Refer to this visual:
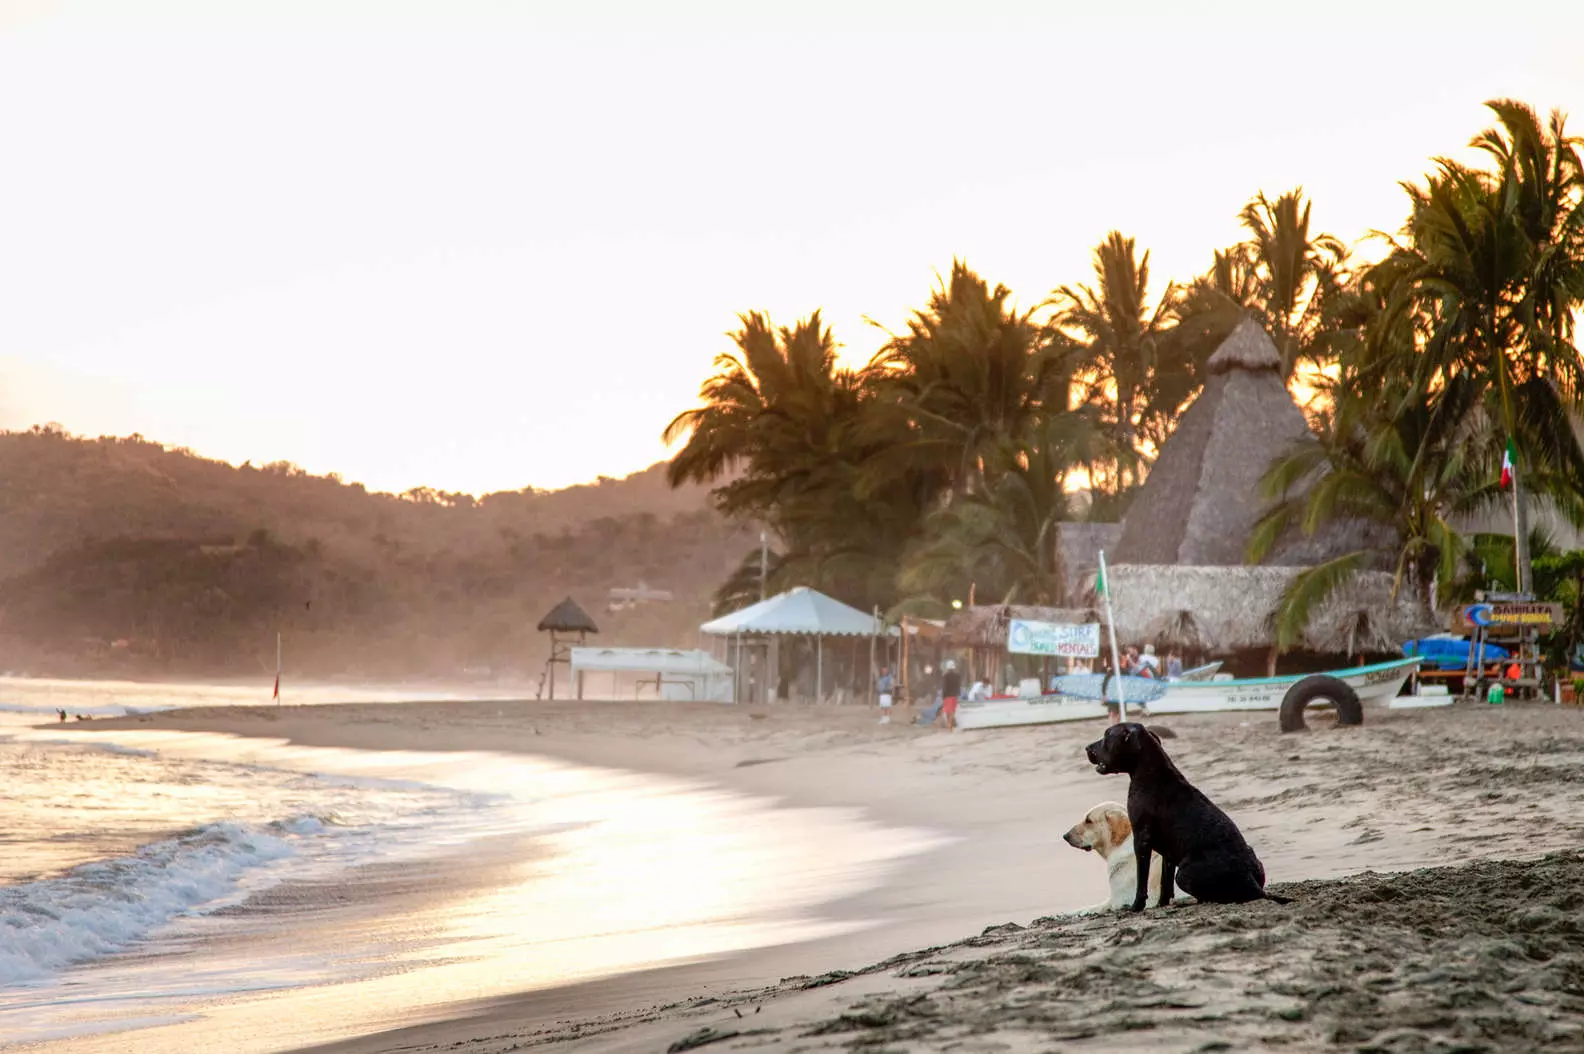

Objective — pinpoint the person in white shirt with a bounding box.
[1139,644,1161,675]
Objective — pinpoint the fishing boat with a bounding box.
[953,656,1426,730]
[1147,656,1423,714]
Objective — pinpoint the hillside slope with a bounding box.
[0,428,751,681]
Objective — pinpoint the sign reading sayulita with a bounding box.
[1460,602,1563,628]
[1007,619,1101,657]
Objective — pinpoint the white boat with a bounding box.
[1147,656,1423,714]
[954,657,1426,730]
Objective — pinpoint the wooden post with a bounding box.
[548,630,557,700]
[816,636,824,703]
[900,616,911,703]
[869,606,879,708]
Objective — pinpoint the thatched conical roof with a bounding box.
[537,596,599,634]
[1114,317,1374,566]
[1055,522,1122,604]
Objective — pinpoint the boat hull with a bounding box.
[954,657,1425,730]
[1149,658,1422,714]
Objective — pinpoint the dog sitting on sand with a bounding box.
[1063,801,1164,912]
[1086,722,1290,910]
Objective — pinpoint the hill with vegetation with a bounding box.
[0,426,755,682]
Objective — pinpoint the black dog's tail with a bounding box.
[1263,892,1294,905]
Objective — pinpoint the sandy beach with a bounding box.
[79,696,1584,1054]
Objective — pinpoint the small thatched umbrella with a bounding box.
[537,596,599,699]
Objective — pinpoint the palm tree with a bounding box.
[1249,373,1500,648]
[663,311,841,495]
[868,261,1066,499]
[1174,189,1348,381]
[664,311,924,613]
[1368,99,1584,590]
[1052,232,1180,496]
[897,412,1104,609]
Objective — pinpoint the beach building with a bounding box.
[1093,318,1434,673]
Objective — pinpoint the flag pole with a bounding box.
[1098,550,1126,723]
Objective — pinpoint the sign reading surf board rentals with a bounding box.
[1460,603,1563,628]
[1007,619,1101,657]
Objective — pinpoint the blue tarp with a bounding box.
[1402,637,1509,670]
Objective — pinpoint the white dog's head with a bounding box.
[1062,801,1132,859]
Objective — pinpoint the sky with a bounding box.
[3,0,1583,496]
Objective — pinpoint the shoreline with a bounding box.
[62,697,1584,1053]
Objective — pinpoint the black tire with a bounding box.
[1279,675,1362,733]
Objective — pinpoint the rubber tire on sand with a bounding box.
[1279,674,1363,733]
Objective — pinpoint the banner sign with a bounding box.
[1007,619,1100,657]
[1460,602,1562,628]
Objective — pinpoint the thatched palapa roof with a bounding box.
[537,596,600,634]
[1091,565,1436,656]
[1113,317,1381,567]
[942,604,1104,649]
[1055,522,1122,604]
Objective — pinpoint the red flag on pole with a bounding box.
[272,673,280,701]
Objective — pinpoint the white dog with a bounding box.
[1063,800,1165,912]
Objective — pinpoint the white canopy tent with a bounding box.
[700,587,886,703]
[569,647,734,702]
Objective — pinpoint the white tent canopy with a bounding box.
[701,587,890,704]
[700,586,881,637]
[569,647,733,702]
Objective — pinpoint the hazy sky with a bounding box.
[3,1,1582,495]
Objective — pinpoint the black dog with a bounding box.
[1086,722,1288,911]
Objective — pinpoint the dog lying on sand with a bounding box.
[1063,801,1164,912]
[1086,722,1290,911]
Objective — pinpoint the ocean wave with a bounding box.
[0,817,331,986]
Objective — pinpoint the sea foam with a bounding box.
[0,818,320,986]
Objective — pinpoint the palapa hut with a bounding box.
[1099,565,1436,662]
[537,596,599,699]
[942,603,1105,688]
[1100,318,1425,672]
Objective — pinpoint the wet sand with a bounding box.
[85,697,1584,1053]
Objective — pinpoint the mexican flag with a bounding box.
[1096,559,1108,598]
[1500,438,1516,490]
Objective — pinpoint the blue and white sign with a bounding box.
[1006,619,1100,658]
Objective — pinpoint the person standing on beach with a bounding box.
[939,659,962,731]
[876,666,896,724]
[1139,644,1160,676]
